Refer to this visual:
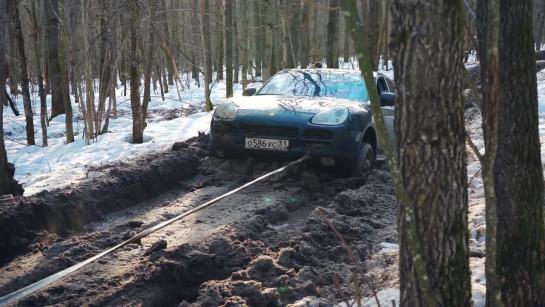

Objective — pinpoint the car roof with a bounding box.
[278,68,388,80]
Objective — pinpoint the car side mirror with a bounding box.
[242,88,257,96]
[379,92,396,107]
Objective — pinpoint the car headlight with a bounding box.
[310,107,349,125]
[214,102,238,120]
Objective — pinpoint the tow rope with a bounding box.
[0,154,310,306]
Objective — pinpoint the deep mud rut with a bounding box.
[0,136,398,307]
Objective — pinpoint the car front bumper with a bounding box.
[209,117,361,162]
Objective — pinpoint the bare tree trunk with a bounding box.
[254,0,263,77]
[0,0,23,196]
[225,0,234,97]
[475,1,504,305]
[299,0,310,67]
[343,1,437,305]
[216,2,224,81]
[10,0,35,145]
[200,0,213,110]
[391,0,472,304]
[343,24,350,63]
[130,0,143,144]
[28,0,48,146]
[142,0,156,126]
[83,0,95,141]
[58,0,74,143]
[191,0,200,83]
[161,0,174,86]
[491,0,545,304]
[326,0,340,68]
[367,0,380,69]
[97,0,112,135]
[240,0,249,87]
[45,0,65,118]
[233,4,239,84]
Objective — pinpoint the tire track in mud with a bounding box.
[0,137,398,306]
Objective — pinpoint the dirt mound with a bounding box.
[0,162,24,196]
[185,165,399,306]
[0,140,399,306]
[0,137,205,266]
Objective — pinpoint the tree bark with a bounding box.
[142,0,156,126]
[28,0,48,146]
[58,0,74,143]
[391,0,472,305]
[161,0,174,86]
[98,0,112,135]
[10,0,35,145]
[233,4,239,84]
[200,0,213,110]
[191,0,200,83]
[240,0,249,86]
[130,0,143,144]
[216,1,224,81]
[254,0,263,77]
[492,0,545,304]
[299,0,310,67]
[367,0,380,69]
[225,0,234,97]
[326,0,340,68]
[0,0,23,196]
[45,0,65,118]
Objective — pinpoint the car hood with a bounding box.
[227,95,369,114]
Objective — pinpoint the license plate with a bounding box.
[245,137,289,151]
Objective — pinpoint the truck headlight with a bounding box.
[310,107,349,125]
[214,102,238,120]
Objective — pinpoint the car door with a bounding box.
[376,76,396,145]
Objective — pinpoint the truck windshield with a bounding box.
[256,70,369,102]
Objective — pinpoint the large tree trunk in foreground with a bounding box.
[0,0,23,196]
[45,0,65,118]
[492,0,545,304]
[392,0,471,305]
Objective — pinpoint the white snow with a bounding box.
[3,61,385,196]
[3,76,257,195]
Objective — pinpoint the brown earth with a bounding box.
[0,135,398,306]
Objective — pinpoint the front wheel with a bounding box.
[350,143,375,179]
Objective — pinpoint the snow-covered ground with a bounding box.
[3,58,377,195]
[3,75,258,195]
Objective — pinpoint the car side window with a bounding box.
[376,77,389,95]
[386,78,396,93]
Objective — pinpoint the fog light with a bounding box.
[320,157,336,166]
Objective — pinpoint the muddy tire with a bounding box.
[350,143,374,179]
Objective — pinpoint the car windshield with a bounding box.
[256,70,369,102]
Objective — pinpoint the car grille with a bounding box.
[240,124,299,138]
[303,128,333,140]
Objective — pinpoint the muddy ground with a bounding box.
[0,135,398,306]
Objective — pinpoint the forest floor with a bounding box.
[0,135,399,306]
